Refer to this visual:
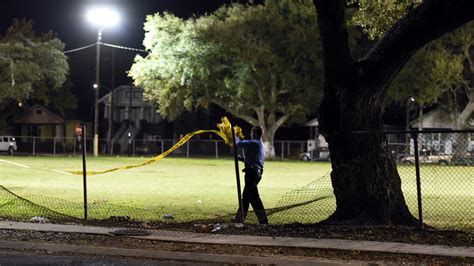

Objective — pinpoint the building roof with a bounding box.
[409,107,455,129]
[305,118,319,127]
[13,104,64,125]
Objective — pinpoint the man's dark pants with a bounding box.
[234,167,268,224]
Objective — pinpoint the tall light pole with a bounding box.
[406,97,415,131]
[94,30,102,157]
[86,6,119,157]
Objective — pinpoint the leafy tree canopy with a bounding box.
[351,1,472,128]
[0,19,74,115]
[130,0,323,156]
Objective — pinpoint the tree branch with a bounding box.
[269,113,291,134]
[366,0,474,94]
[313,0,354,86]
[238,114,258,126]
[255,106,266,128]
[313,0,352,138]
[211,99,258,126]
[457,101,474,129]
[10,59,15,87]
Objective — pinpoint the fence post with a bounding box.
[81,124,88,220]
[53,137,56,155]
[62,137,66,156]
[133,139,136,157]
[281,141,284,160]
[161,139,164,154]
[111,138,114,155]
[32,137,36,156]
[186,141,190,158]
[215,141,218,159]
[412,130,424,230]
[230,122,244,224]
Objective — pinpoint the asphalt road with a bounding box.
[0,250,214,266]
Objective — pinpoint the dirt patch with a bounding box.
[89,220,472,247]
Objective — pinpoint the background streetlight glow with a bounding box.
[86,6,120,28]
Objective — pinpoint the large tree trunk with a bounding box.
[321,88,416,225]
[314,0,473,225]
[262,131,276,159]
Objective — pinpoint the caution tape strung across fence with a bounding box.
[69,117,244,176]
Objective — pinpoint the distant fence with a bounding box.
[7,136,309,160]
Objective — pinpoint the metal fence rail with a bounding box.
[6,136,310,160]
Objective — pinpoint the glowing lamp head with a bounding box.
[86,6,120,29]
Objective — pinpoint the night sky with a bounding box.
[0,0,253,119]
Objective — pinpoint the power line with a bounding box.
[64,42,147,54]
[64,43,97,54]
[102,42,147,53]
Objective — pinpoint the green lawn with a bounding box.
[0,155,472,230]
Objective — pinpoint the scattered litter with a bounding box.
[163,213,175,219]
[92,198,109,205]
[196,200,202,204]
[30,216,49,223]
[211,223,227,233]
[194,223,214,233]
[108,216,130,222]
[194,223,228,233]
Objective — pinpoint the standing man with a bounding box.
[234,126,268,224]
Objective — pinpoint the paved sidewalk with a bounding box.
[0,221,472,259]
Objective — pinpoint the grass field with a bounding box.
[0,155,472,230]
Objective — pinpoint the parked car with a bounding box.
[451,153,474,166]
[0,136,17,155]
[400,154,451,165]
[135,144,150,154]
[299,147,330,161]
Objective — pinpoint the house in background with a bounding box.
[13,104,65,141]
[409,107,474,154]
[100,85,165,153]
[99,85,233,154]
[304,118,328,152]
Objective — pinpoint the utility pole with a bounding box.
[107,49,115,154]
[93,28,102,157]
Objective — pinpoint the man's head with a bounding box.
[250,126,263,140]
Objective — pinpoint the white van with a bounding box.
[0,136,17,155]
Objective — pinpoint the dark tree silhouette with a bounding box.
[313,0,473,225]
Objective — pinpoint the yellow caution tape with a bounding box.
[69,117,244,176]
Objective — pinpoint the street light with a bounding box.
[86,6,119,157]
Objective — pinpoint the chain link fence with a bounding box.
[5,136,309,160]
[0,130,472,232]
[358,130,473,229]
